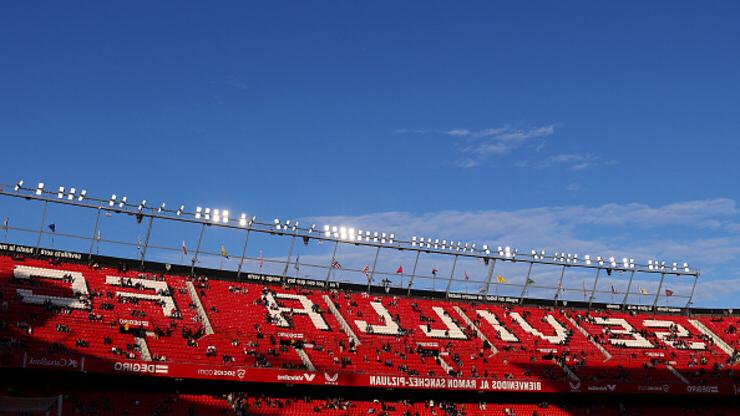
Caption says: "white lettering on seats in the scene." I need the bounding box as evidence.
[265,293,329,330]
[476,310,519,342]
[592,317,653,348]
[106,276,177,317]
[510,312,569,345]
[14,265,90,309]
[354,302,401,335]
[419,307,467,339]
[643,320,706,350]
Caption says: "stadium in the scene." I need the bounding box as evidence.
[3,3,740,415]
[0,181,737,415]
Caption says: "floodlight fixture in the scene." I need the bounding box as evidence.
[273,218,281,230]
[584,254,591,265]
[14,180,24,191]
[221,210,229,224]
[57,186,65,198]
[176,205,184,216]
[483,244,490,255]
[323,225,330,237]
[119,196,127,208]
[78,190,86,201]
[109,194,117,207]
[195,207,202,219]
[66,187,76,200]
[158,202,166,213]
[239,213,247,227]
[308,224,316,233]
[137,200,146,212]
[35,182,44,195]
[213,209,221,223]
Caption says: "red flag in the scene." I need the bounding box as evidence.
[362,265,369,277]
[665,289,674,297]
[181,241,187,255]
[395,265,403,274]
[432,268,438,276]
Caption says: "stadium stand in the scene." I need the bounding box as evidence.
[0,251,739,415]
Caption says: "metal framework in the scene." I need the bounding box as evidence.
[0,180,701,309]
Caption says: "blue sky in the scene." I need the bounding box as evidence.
[1,2,740,306]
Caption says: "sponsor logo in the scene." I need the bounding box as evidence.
[114,362,168,375]
[586,384,616,392]
[196,368,247,379]
[323,372,339,385]
[27,356,79,369]
[687,385,719,394]
[276,373,316,382]
[569,381,581,392]
[118,319,149,328]
[637,385,670,393]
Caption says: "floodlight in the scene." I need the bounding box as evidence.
[119,196,127,208]
[584,254,591,265]
[389,234,395,244]
[683,262,689,272]
[213,209,221,223]
[204,208,211,220]
[273,218,280,230]
[35,182,44,195]
[67,187,76,200]
[309,224,316,233]
[57,186,65,198]
[348,228,356,240]
[14,180,23,191]
[109,194,117,207]
[411,236,417,246]
[137,200,146,211]
[221,210,229,224]
[672,262,678,272]
[195,207,202,219]
[158,202,166,213]
[239,213,247,227]
[323,225,330,237]
[176,205,184,216]
[78,190,86,201]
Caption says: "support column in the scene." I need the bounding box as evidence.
[88,208,102,260]
[325,240,340,283]
[444,255,459,296]
[236,228,252,279]
[282,233,297,280]
[518,262,534,304]
[34,200,48,252]
[553,265,567,306]
[367,245,381,292]
[621,270,636,309]
[482,259,497,295]
[406,250,421,296]
[685,273,699,309]
[587,268,602,309]
[139,213,154,268]
[190,223,207,276]
[652,272,666,309]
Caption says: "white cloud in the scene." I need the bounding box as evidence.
[396,124,558,167]
[516,153,618,171]
[308,198,740,307]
